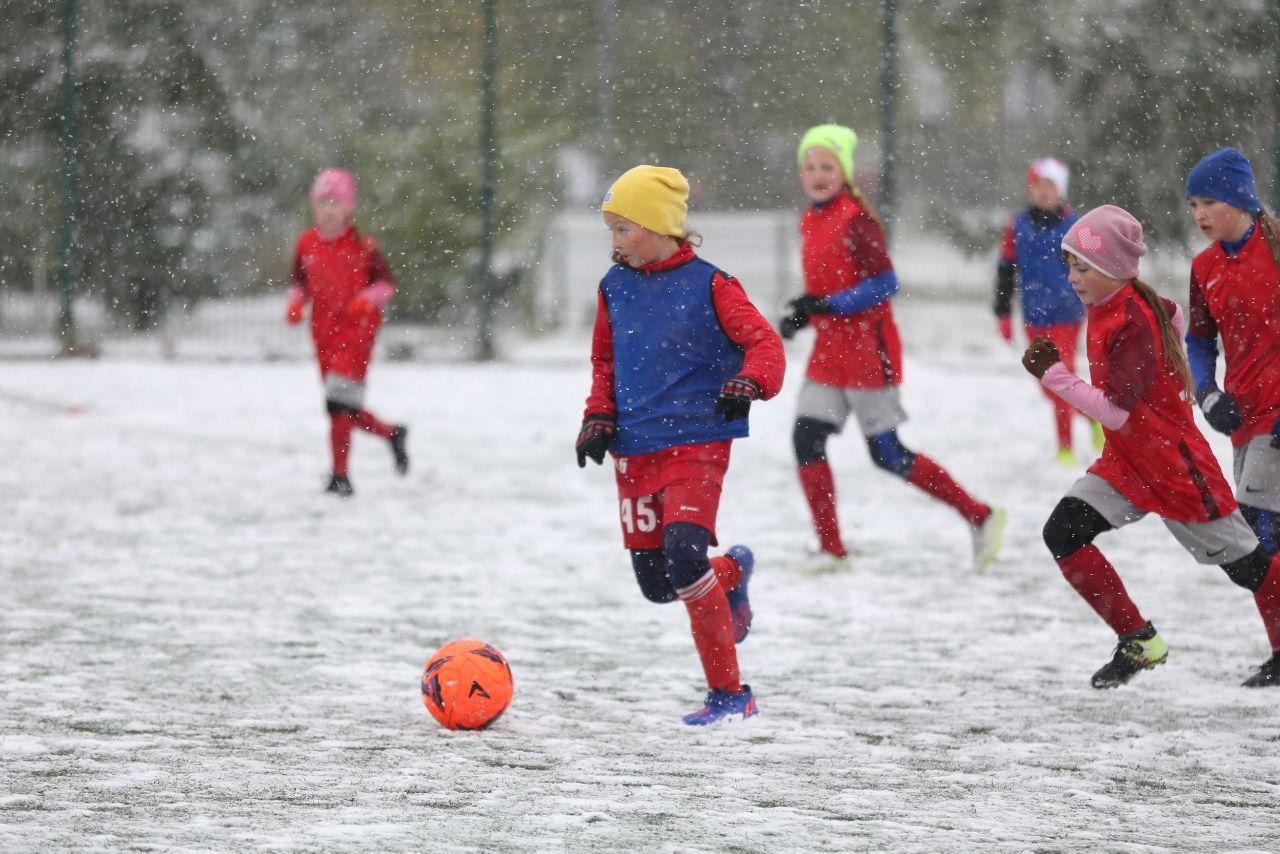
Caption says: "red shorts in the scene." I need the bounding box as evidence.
[613,441,731,550]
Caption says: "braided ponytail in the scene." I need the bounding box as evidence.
[1130,278,1193,403]
[1255,210,1280,271]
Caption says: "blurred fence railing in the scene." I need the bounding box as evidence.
[0,210,1192,360]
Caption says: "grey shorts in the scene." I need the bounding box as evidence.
[1067,473,1258,565]
[1233,435,1280,513]
[795,380,907,437]
[324,373,366,409]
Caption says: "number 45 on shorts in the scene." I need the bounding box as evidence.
[620,495,659,534]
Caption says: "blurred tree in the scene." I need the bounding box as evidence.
[1046,1,1276,245]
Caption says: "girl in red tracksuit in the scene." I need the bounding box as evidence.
[1184,148,1280,561]
[575,165,785,725]
[286,168,408,497]
[1024,204,1280,689]
[781,124,1005,571]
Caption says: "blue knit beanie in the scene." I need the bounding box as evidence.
[1185,148,1263,213]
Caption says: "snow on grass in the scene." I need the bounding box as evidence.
[2,298,1279,851]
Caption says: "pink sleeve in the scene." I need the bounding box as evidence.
[1172,302,1186,340]
[360,280,395,309]
[1040,362,1130,430]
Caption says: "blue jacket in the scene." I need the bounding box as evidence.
[996,207,1084,326]
[601,256,748,455]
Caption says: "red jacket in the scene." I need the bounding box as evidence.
[1189,225,1280,446]
[585,243,785,419]
[1087,284,1236,523]
[292,226,395,380]
[799,189,903,389]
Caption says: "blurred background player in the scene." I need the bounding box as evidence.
[575,165,785,724]
[1184,148,1280,555]
[994,158,1098,465]
[1025,204,1280,688]
[286,168,409,497]
[781,124,1005,572]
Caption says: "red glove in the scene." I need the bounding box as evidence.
[343,295,377,319]
[285,297,305,325]
[997,314,1013,343]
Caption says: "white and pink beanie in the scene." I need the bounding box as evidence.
[1027,157,1069,198]
[1061,204,1147,281]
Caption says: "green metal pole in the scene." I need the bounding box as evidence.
[476,0,498,361]
[880,0,897,237]
[58,0,78,348]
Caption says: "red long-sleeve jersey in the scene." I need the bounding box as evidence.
[1189,225,1280,446]
[1088,284,1236,523]
[799,189,903,389]
[292,225,395,381]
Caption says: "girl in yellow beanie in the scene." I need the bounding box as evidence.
[576,165,786,724]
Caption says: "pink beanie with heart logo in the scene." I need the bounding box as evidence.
[1061,204,1147,280]
[310,168,357,217]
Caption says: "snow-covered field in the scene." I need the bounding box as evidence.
[3,297,1279,852]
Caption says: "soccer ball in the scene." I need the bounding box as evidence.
[420,638,514,730]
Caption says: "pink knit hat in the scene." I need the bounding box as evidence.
[1061,204,1147,280]
[310,168,356,217]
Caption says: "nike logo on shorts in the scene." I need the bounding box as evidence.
[1206,547,1226,558]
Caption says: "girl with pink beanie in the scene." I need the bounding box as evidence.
[1022,204,1280,688]
[287,168,408,497]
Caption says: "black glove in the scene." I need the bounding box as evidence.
[575,413,616,467]
[1270,415,1280,450]
[779,311,809,340]
[715,375,762,422]
[788,294,832,317]
[1199,389,1243,435]
[1021,336,1061,379]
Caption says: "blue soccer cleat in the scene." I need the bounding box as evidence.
[724,544,754,644]
[682,685,758,726]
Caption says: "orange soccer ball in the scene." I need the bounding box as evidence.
[420,638,514,730]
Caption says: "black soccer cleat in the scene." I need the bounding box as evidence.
[1091,622,1167,689]
[1242,652,1280,687]
[325,473,354,498]
[390,425,409,475]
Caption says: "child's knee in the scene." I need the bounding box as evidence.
[793,417,837,465]
[866,431,916,477]
[1044,497,1111,560]
[1221,547,1272,592]
[630,549,676,603]
[663,522,712,590]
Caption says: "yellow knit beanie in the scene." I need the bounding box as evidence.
[601,165,689,237]
[798,124,858,183]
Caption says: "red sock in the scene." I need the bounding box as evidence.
[329,412,355,476]
[906,455,990,526]
[678,570,741,692]
[798,461,847,557]
[710,555,742,591]
[353,409,395,439]
[1053,401,1073,450]
[1254,554,1280,652]
[1057,545,1147,635]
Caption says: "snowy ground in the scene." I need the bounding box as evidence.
[3,297,1279,852]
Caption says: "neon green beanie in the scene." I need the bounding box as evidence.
[797,124,858,182]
